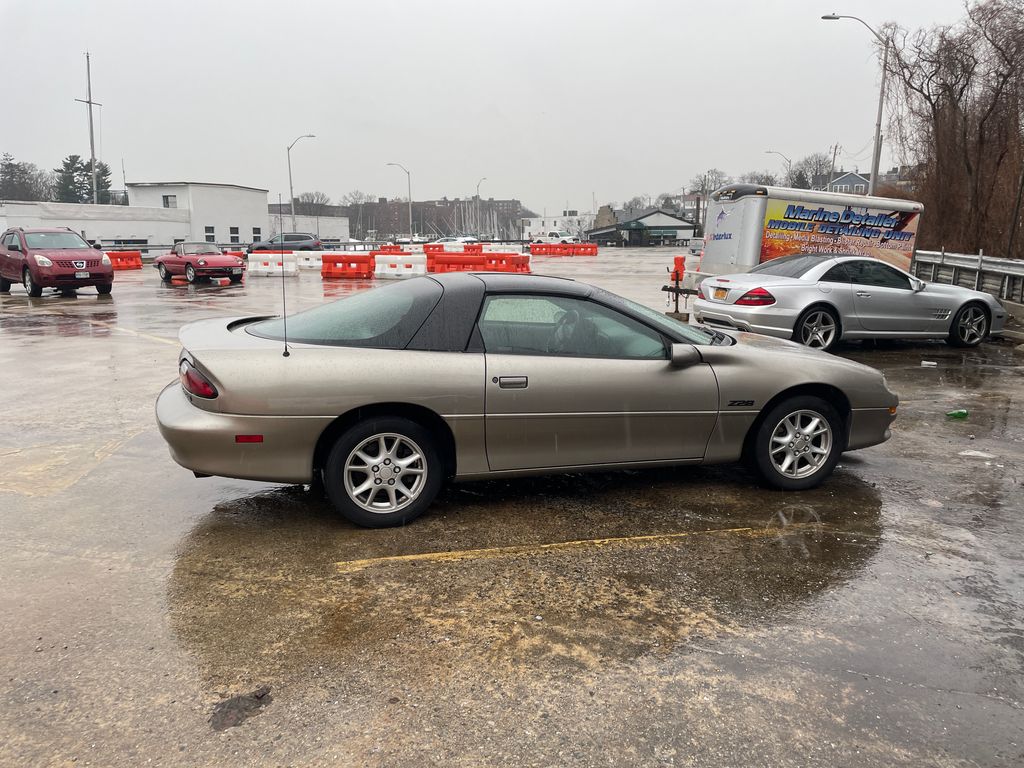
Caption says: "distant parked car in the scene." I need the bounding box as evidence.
[693,252,1007,351]
[248,233,323,253]
[533,230,580,244]
[154,242,246,284]
[431,236,480,245]
[0,227,113,297]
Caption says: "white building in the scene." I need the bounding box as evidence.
[522,211,596,241]
[0,181,350,250]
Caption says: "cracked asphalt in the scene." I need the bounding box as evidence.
[1,249,1022,766]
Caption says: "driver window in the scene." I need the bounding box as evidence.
[847,260,911,290]
[477,295,667,359]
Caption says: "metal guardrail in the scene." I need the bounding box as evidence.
[911,250,1024,304]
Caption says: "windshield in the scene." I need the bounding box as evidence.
[749,253,831,278]
[592,289,719,346]
[24,232,90,250]
[247,278,443,348]
[182,243,221,255]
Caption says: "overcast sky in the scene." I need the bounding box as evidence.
[4,0,967,215]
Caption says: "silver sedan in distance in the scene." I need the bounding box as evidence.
[156,273,898,527]
[693,253,1006,352]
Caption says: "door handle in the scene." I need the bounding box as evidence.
[856,291,872,297]
[497,376,528,389]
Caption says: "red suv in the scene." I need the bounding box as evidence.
[0,228,114,297]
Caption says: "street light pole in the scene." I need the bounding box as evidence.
[387,163,413,241]
[822,13,889,195]
[476,176,487,238]
[287,134,315,231]
[765,150,792,183]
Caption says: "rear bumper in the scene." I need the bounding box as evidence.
[692,299,798,339]
[155,382,332,483]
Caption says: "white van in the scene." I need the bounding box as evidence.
[698,184,924,278]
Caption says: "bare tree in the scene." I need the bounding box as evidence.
[884,0,1024,256]
[688,169,732,233]
[294,191,332,217]
[738,170,779,185]
[340,190,376,205]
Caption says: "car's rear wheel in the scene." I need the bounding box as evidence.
[947,303,988,347]
[97,283,112,295]
[23,268,42,298]
[753,396,842,491]
[158,264,172,281]
[185,264,197,283]
[324,417,442,528]
[793,306,839,351]
[229,274,242,283]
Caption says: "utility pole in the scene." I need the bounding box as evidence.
[74,52,102,204]
[828,143,841,189]
[287,134,315,231]
[387,163,413,241]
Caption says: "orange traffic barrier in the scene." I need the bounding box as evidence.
[462,243,484,253]
[430,254,488,273]
[107,250,143,270]
[378,245,406,254]
[321,253,374,279]
[671,255,686,282]
[484,253,531,273]
[571,243,597,256]
[423,244,444,254]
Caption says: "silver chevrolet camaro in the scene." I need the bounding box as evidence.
[693,253,1006,352]
[156,272,898,527]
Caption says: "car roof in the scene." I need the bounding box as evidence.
[10,227,81,234]
[430,271,588,297]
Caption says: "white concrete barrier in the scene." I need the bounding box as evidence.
[247,253,298,276]
[373,252,428,279]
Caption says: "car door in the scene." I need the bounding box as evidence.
[847,259,932,331]
[0,232,14,278]
[816,262,859,329]
[478,294,719,471]
[2,232,26,279]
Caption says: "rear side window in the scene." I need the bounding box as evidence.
[820,264,851,283]
[284,234,308,242]
[750,253,830,278]
[247,278,442,348]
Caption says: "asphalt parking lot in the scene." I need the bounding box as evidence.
[1,249,1022,767]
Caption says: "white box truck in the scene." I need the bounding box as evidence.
[697,184,924,278]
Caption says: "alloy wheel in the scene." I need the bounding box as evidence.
[186,265,196,283]
[957,306,987,345]
[769,409,833,479]
[799,311,837,349]
[343,433,428,514]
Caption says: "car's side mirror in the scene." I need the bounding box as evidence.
[911,278,925,292]
[9,242,21,252]
[92,242,102,250]
[669,343,701,368]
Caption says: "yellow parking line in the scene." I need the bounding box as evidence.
[334,525,816,574]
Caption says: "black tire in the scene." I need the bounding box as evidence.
[792,305,840,351]
[947,302,988,347]
[23,268,42,298]
[323,417,443,528]
[97,283,112,295]
[158,263,172,281]
[185,264,197,284]
[752,395,843,491]
[229,274,243,283]
[0,276,11,292]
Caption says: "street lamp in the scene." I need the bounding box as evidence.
[476,176,487,238]
[822,13,889,195]
[287,134,315,231]
[765,150,792,183]
[387,162,413,241]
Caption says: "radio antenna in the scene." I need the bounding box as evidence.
[278,193,290,357]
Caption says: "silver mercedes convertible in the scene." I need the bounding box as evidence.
[156,273,898,527]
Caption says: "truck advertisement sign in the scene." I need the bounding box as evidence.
[761,199,920,270]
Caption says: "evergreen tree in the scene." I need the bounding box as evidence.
[54,155,87,203]
[95,161,113,204]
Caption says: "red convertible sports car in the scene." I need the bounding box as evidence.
[154,242,246,283]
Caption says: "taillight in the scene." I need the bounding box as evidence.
[697,285,706,300]
[735,287,776,306]
[179,360,218,398]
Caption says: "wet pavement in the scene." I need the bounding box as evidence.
[1,249,1022,766]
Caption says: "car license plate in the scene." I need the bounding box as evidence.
[232,268,242,274]
[713,287,728,300]
[75,271,90,279]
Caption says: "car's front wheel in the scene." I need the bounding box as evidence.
[23,268,42,298]
[158,264,172,281]
[324,417,443,528]
[0,275,11,292]
[185,264,198,283]
[793,306,839,351]
[97,283,112,295]
[947,303,988,347]
[752,396,842,490]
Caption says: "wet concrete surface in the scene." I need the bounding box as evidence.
[1,249,1022,766]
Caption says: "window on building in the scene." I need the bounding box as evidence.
[205,235,216,243]
[854,184,866,194]
[253,227,262,241]
[230,234,239,243]
[205,226,215,234]
[229,226,239,235]
[162,195,177,209]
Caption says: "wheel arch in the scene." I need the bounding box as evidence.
[742,383,852,459]
[794,301,843,337]
[953,299,991,330]
[312,402,457,481]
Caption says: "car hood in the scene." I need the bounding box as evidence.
[30,249,101,261]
